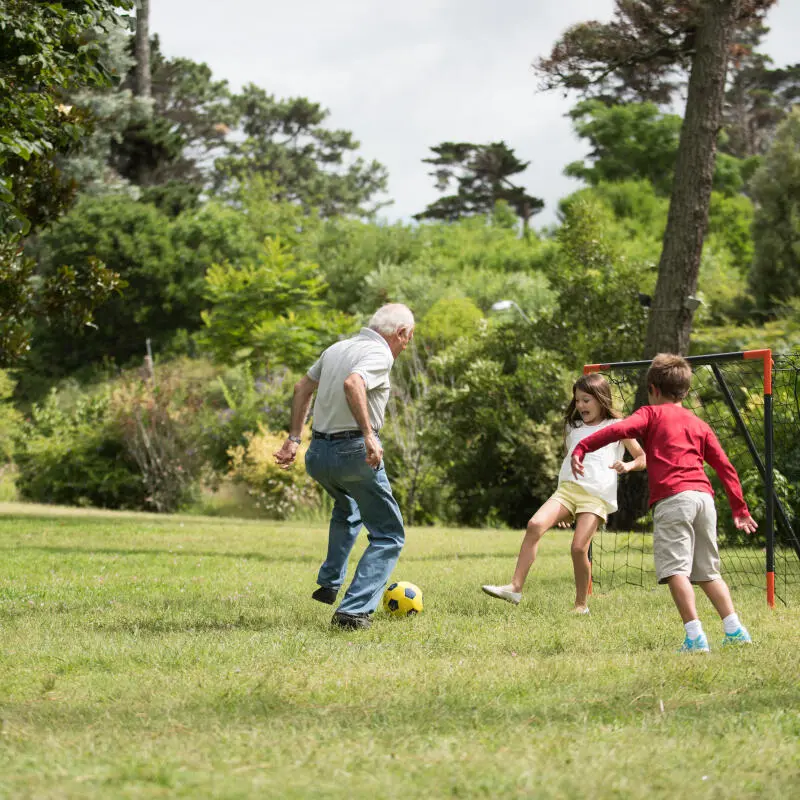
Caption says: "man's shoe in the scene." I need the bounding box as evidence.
[331,611,372,630]
[481,584,521,605]
[678,632,710,653]
[312,586,338,605]
[722,627,753,646]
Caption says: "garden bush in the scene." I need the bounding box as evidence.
[227,425,320,519]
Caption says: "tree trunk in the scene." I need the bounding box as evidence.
[642,0,739,359]
[134,0,151,99]
[613,1,740,531]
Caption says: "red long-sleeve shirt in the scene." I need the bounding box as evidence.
[572,404,749,518]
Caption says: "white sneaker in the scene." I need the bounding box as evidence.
[481,584,521,605]
[569,606,590,615]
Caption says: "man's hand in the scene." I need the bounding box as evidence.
[734,514,758,534]
[274,439,299,470]
[364,432,383,469]
[571,452,585,479]
[610,460,630,474]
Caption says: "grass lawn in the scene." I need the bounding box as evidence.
[1,502,798,798]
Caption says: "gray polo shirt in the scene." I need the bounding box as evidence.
[307,327,394,433]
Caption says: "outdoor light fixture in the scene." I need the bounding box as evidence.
[490,299,533,324]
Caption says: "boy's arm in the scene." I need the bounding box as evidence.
[571,408,650,477]
[704,431,750,520]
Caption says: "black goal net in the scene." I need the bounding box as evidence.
[586,350,800,606]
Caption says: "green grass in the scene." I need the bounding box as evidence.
[1,503,799,799]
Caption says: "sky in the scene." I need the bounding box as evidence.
[150,0,799,228]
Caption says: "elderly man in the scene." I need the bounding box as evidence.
[274,303,414,630]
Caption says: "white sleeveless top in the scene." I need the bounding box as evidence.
[557,419,625,512]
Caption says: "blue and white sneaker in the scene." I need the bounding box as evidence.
[678,632,710,653]
[723,627,752,646]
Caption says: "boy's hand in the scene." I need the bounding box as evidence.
[734,515,758,534]
[571,453,585,479]
[610,460,629,474]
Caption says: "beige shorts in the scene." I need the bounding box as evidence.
[551,481,613,522]
[653,491,721,584]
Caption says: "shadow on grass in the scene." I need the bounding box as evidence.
[2,544,319,565]
[3,544,515,565]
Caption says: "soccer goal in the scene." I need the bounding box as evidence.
[584,349,800,607]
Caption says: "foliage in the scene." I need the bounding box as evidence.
[111,36,232,201]
[30,196,184,372]
[537,197,649,366]
[425,325,569,527]
[0,239,124,367]
[0,370,23,462]
[722,22,800,159]
[0,0,134,235]
[567,100,745,197]
[418,297,484,351]
[200,237,354,371]
[197,364,296,472]
[749,108,800,315]
[414,142,543,230]
[381,346,451,525]
[110,372,205,513]
[58,21,150,197]
[227,425,320,519]
[0,0,134,365]
[534,0,776,104]
[28,195,266,381]
[14,388,147,509]
[537,0,777,357]
[214,86,388,216]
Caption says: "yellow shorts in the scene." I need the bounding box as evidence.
[550,481,613,522]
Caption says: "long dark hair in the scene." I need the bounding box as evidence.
[563,373,621,430]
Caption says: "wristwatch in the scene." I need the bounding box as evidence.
[288,434,302,444]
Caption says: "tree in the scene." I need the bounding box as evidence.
[749,109,800,314]
[214,86,388,217]
[0,0,133,365]
[200,238,354,372]
[722,22,800,159]
[567,99,745,196]
[111,37,232,207]
[414,141,544,232]
[536,0,776,357]
[133,0,151,98]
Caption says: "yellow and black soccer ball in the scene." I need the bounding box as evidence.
[382,581,423,616]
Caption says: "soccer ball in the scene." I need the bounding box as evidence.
[382,581,423,616]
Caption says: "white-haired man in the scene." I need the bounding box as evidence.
[274,303,414,630]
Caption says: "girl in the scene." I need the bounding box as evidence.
[482,373,646,614]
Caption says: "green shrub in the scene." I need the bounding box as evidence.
[110,371,205,512]
[15,389,147,509]
[0,370,23,463]
[227,426,320,519]
[195,364,296,472]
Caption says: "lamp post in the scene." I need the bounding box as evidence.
[490,299,533,325]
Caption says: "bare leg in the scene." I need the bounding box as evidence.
[510,499,572,592]
[666,575,698,624]
[571,513,601,609]
[697,578,735,619]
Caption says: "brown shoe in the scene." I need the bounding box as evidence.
[331,611,372,630]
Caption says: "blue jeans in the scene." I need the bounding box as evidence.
[305,435,405,615]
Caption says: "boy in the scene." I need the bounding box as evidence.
[570,353,758,652]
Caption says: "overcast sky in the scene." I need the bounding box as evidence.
[150,0,799,228]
